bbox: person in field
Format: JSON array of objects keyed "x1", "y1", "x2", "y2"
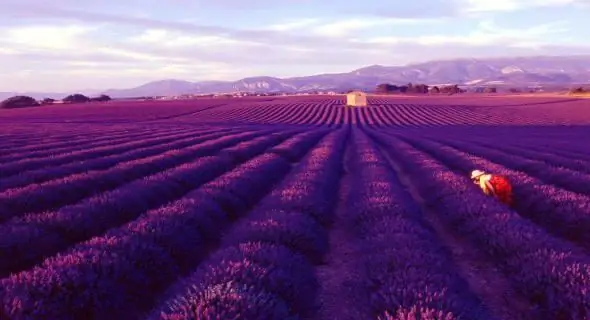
[{"x1": 470, "y1": 169, "x2": 513, "y2": 206}]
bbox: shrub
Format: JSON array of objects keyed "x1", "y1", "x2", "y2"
[
  {"x1": 568, "y1": 87, "x2": 589, "y2": 95},
  {"x1": 63, "y1": 93, "x2": 90, "y2": 104},
  {"x1": 40, "y1": 98, "x2": 55, "y2": 105},
  {"x1": 90, "y1": 94, "x2": 112, "y2": 102},
  {"x1": 0, "y1": 96, "x2": 39, "y2": 109}
]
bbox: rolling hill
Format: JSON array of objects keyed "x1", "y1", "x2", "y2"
[
  {"x1": 102, "y1": 55, "x2": 590, "y2": 98},
  {"x1": 2, "y1": 55, "x2": 589, "y2": 100}
]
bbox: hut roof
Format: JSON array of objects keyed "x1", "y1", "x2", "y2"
[{"x1": 347, "y1": 90, "x2": 366, "y2": 95}]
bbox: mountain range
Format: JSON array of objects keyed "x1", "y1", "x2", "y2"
[{"x1": 2, "y1": 55, "x2": 590, "y2": 100}]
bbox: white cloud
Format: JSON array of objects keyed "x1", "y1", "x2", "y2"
[
  {"x1": 0, "y1": 47, "x2": 19, "y2": 55},
  {"x1": 66, "y1": 61, "x2": 111, "y2": 67},
  {"x1": 360, "y1": 20, "x2": 572, "y2": 47},
  {"x1": 129, "y1": 28, "x2": 263, "y2": 47},
  {"x1": 0, "y1": 6, "x2": 587, "y2": 93},
  {"x1": 60, "y1": 62, "x2": 248, "y2": 81},
  {"x1": 95, "y1": 47, "x2": 172, "y2": 62},
  {"x1": 461, "y1": 0, "x2": 579, "y2": 12},
  {"x1": 132, "y1": 29, "x2": 168, "y2": 42},
  {"x1": 266, "y1": 18, "x2": 319, "y2": 31},
  {"x1": 0, "y1": 25, "x2": 95, "y2": 50},
  {"x1": 310, "y1": 17, "x2": 441, "y2": 37},
  {"x1": 13, "y1": 70, "x2": 34, "y2": 79},
  {"x1": 166, "y1": 35, "x2": 256, "y2": 47}
]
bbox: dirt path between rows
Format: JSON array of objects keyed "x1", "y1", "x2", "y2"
[{"x1": 314, "y1": 132, "x2": 371, "y2": 320}]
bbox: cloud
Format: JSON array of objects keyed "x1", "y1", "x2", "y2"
[
  {"x1": 0, "y1": 25, "x2": 96, "y2": 50},
  {"x1": 0, "y1": 0, "x2": 588, "y2": 92},
  {"x1": 344, "y1": 0, "x2": 462, "y2": 19},
  {"x1": 0, "y1": 48, "x2": 19, "y2": 55},
  {"x1": 124, "y1": 36, "x2": 381, "y2": 67},
  {"x1": 62, "y1": 63, "x2": 232, "y2": 77},
  {"x1": 2, "y1": 5, "x2": 362, "y2": 53},
  {"x1": 359, "y1": 20, "x2": 572, "y2": 47},
  {"x1": 114, "y1": 17, "x2": 584, "y2": 74},
  {"x1": 0, "y1": 2, "x2": 450, "y2": 45},
  {"x1": 96, "y1": 47, "x2": 183, "y2": 62},
  {"x1": 129, "y1": 29, "x2": 263, "y2": 49},
  {"x1": 460, "y1": 0, "x2": 582, "y2": 12},
  {"x1": 2, "y1": 3, "x2": 250, "y2": 37},
  {"x1": 266, "y1": 19, "x2": 320, "y2": 31},
  {"x1": 310, "y1": 17, "x2": 442, "y2": 37}
]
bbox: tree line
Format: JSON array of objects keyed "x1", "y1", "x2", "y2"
[
  {"x1": 375, "y1": 83, "x2": 500, "y2": 94},
  {"x1": 569, "y1": 87, "x2": 589, "y2": 95},
  {"x1": 0, "y1": 94, "x2": 112, "y2": 109}
]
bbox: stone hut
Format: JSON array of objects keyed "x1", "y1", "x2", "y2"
[{"x1": 346, "y1": 91, "x2": 367, "y2": 107}]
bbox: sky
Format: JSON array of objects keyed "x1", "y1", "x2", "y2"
[{"x1": 0, "y1": 0, "x2": 589, "y2": 92}]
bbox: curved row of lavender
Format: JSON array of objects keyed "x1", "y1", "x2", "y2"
[
  {"x1": 2, "y1": 95, "x2": 590, "y2": 127},
  {"x1": 0, "y1": 95, "x2": 589, "y2": 319},
  {"x1": 162, "y1": 95, "x2": 590, "y2": 126}
]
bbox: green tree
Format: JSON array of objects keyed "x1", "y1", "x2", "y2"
[
  {"x1": 0, "y1": 96, "x2": 40, "y2": 109},
  {"x1": 63, "y1": 94, "x2": 91, "y2": 103}
]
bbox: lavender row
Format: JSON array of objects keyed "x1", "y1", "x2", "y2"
[
  {"x1": 0, "y1": 129, "x2": 271, "y2": 222},
  {"x1": 369, "y1": 132, "x2": 590, "y2": 318},
  {"x1": 472, "y1": 137, "x2": 590, "y2": 164},
  {"x1": 142, "y1": 154, "x2": 299, "y2": 319},
  {"x1": 0, "y1": 127, "x2": 194, "y2": 164},
  {"x1": 0, "y1": 128, "x2": 134, "y2": 155},
  {"x1": 1, "y1": 130, "x2": 326, "y2": 316},
  {"x1": 0, "y1": 128, "x2": 253, "y2": 192},
  {"x1": 266, "y1": 128, "x2": 331, "y2": 162},
  {"x1": 256, "y1": 129, "x2": 348, "y2": 227},
  {"x1": 435, "y1": 138, "x2": 590, "y2": 196},
  {"x1": 0, "y1": 126, "x2": 164, "y2": 157},
  {"x1": 0, "y1": 130, "x2": 302, "y2": 280},
  {"x1": 0, "y1": 126, "x2": 150, "y2": 154},
  {"x1": 0, "y1": 126, "x2": 184, "y2": 164},
  {"x1": 158, "y1": 244, "x2": 310, "y2": 320},
  {"x1": 218, "y1": 128, "x2": 318, "y2": 163},
  {"x1": 207, "y1": 130, "x2": 330, "y2": 213},
  {"x1": 511, "y1": 139, "x2": 590, "y2": 158},
  {"x1": 177, "y1": 153, "x2": 296, "y2": 254},
  {"x1": 401, "y1": 126, "x2": 590, "y2": 141},
  {"x1": 452, "y1": 134, "x2": 590, "y2": 161},
  {"x1": 0, "y1": 156, "x2": 231, "y2": 280},
  {"x1": 152, "y1": 240, "x2": 314, "y2": 319},
  {"x1": 454, "y1": 137, "x2": 590, "y2": 175},
  {"x1": 406, "y1": 137, "x2": 590, "y2": 252},
  {"x1": 150, "y1": 130, "x2": 347, "y2": 319},
  {"x1": 439, "y1": 138, "x2": 590, "y2": 195},
  {"x1": 348, "y1": 130, "x2": 487, "y2": 319},
  {"x1": 175, "y1": 130, "x2": 328, "y2": 252},
  {"x1": 510, "y1": 141, "x2": 590, "y2": 163},
  {"x1": 0, "y1": 139, "x2": 306, "y2": 319},
  {"x1": 0, "y1": 127, "x2": 231, "y2": 177}
]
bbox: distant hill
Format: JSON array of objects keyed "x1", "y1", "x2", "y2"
[{"x1": 3, "y1": 55, "x2": 590, "y2": 100}]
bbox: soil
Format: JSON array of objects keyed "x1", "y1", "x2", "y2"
[{"x1": 314, "y1": 136, "x2": 371, "y2": 320}]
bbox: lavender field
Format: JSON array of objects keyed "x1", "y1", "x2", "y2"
[{"x1": 1, "y1": 95, "x2": 590, "y2": 320}]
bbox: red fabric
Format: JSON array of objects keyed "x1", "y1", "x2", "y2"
[{"x1": 489, "y1": 175, "x2": 513, "y2": 206}]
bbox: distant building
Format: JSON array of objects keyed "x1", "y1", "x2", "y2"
[{"x1": 346, "y1": 91, "x2": 367, "y2": 106}]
